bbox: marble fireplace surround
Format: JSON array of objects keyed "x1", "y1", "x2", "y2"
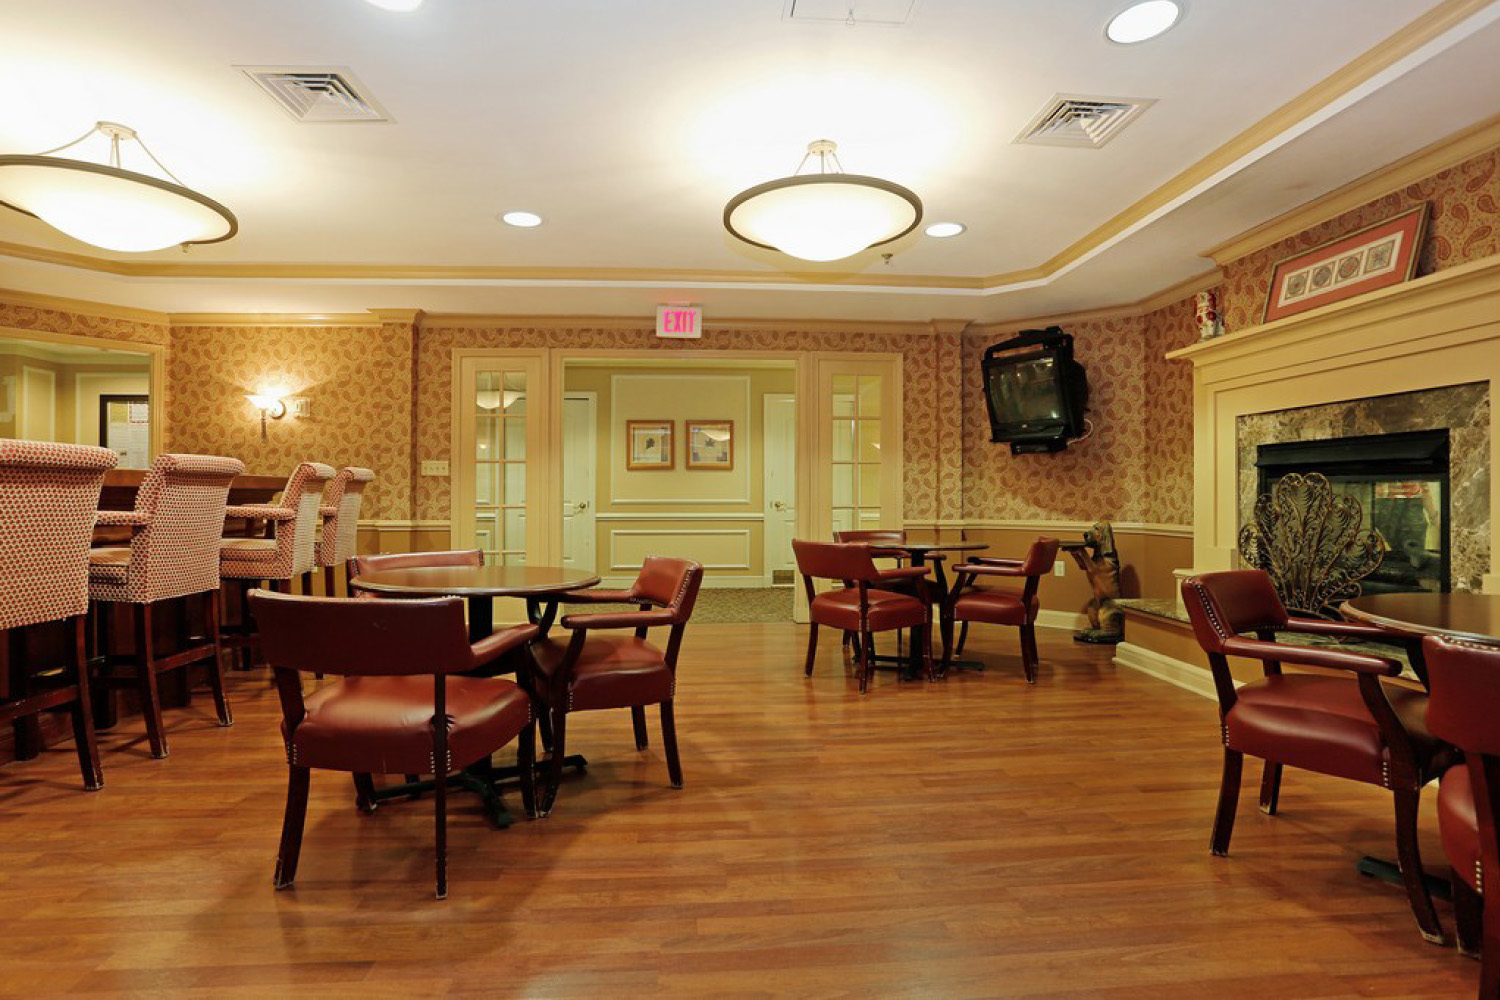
[
  {"x1": 1236, "y1": 383, "x2": 1490, "y2": 591},
  {"x1": 1169, "y1": 254, "x2": 1500, "y2": 595}
]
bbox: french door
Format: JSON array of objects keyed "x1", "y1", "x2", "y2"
[{"x1": 451, "y1": 352, "x2": 549, "y2": 563}]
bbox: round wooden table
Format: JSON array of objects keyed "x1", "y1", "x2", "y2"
[
  {"x1": 349, "y1": 564, "x2": 601, "y2": 642},
  {"x1": 864, "y1": 541, "x2": 990, "y2": 675},
  {"x1": 347, "y1": 564, "x2": 600, "y2": 826},
  {"x1": 1342, "y1": 592, "x2": 1500, "y2": 646}
]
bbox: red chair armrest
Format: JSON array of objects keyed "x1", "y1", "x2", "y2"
[
  {"x1": 561, "y1": 589, "x2": 647, "y2": 605},
  {"x1": 95, "y1": 510, "x2": 150, "y2": 527},
  {"x1": 1220, "y1": 636, "x2": 1401, "y2": 675},
  {"x1": 470, "y1": 624, "x2": 539, "y2": 670},
  {"x1": 879, "y1": 566, "x2": 929, "y2": 582},
  {"x1": 1283, "y1": 617, "x2": 1417, "y2": 642},
  {"x1": 226, "y1": 504, "x2": 294, "y2": 521},
  {"x1": 953, "y1": 563, "x2": 1026, "y2": 577},
  {"x1": 969, "y1": 557, "x2": 1023, "y2": 567},
  {"x1": 560, "y1": 610, "x2": 678, "y2": 630}
]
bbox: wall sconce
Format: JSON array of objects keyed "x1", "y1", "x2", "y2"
[{"x1": 247, "y1": 392, "x2": 287, "y2": 439}]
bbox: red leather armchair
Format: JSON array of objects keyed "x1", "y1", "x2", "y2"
[
  {"x1": 250, "y1": 590, "x2": 537, "y2": 900},
  {"x1": 942, "y1": 537, "x2": 1059, "y2": 682},
  {"x1": 794, "y1": 539, "x2": 932, "y2": 693},
  {"x1": 1425, "y1": 635, "x2": 1500, "y2": 997},
  {"x1": 1182, "y1": 570, "x2": 1450, "y2": 944},
  {"x1": 347, "y1": 549, "x2": 483, "y2": 594},
  {"x1": 529, "y1": 556, "x2": 704, "y2": 815}
]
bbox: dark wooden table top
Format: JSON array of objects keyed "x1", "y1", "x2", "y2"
[
  {"x1": 874, "y1": 541, "x2": 990, "y2": 554},
  {"x1": 1342, "y1": 592, "x2": 1500, "y2": 646},
  {"x1": 349, "y1": 565, "x2": 601, "y2": 598},
  {"x1": 99, "y1": 469, "x2": 287, "y2": 510}
]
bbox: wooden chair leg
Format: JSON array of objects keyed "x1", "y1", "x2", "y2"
[
  {"x1": 858, "y1": 631, "x2": 873, "y2": 694},
  {"x1": 1482, "y1": 873, "x2": 1500, "y2": 999},
  {"x1": 956, "y1": 621, "x2": 970, "y2": 656},
  {"x1": 921, "y1": 623, "x2": 936, "y2": 682},
  {"x1": 804, "y1": 623, "x2": 819, "y2": 678},
  {"x1": 1258, "y1": 761, "x2": 1282, "y2": 815},
  {"x1": 274, "y1": 766, "x2": 311, "y2": 889},
  {"x1": 323, "y1": 565, "x2": 336, "y2": 599},
  {"x1": 133, "y1": 604, "x2": 168, "y2": 759},
  {"x1": 939, "y1": 614, "x2": 955, "y2": 673},
  {"x1": 1020, "y1": 624, "x2": 1039, "y2": 683},
  {"x1": 660, "y1": 700, "x2": 683, "y2": 788},
  {"x1": 68, "y1": 616, "x2": 103, "y2": 791},
  {"x1": 1453, "y1": 872, "x2": 1483, "y2": 959},
  {"x1": 541, "y1": 708, "x2": 567, "y2": 816},
  {"x1": 517, "y1": 718, "x2": 537, "y2": 819},
  {"x1": 299, "y1": 571, "x2": 312, "y2": 597},
  {"x1": 434, "y1": 761, "x2": 448, "y2": 901},
  {"x1": 538, "y1": 710, "x2": 553, "y2": 754},
  {"x1": 353, "y1": 773, "x2": 378, "y2": 814},
  {"x1": 631, "y1": 705, "x2": 649, "y2": 750},
  {"x1": 1392, "y1": 786, "x2": 1445, "y2": 944},
  {"x1": 1210, "y1": 748, "x2": 1243, "y2": 857},
  {"x1": 204, "y1": 591, "x2": 233, "y2": 727}
]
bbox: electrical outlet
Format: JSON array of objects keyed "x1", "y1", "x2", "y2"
[
  {"x1": 420, "y1": 460, "x2": 449, "y2": 477},
  {"x1": 1054, "y1": 560, "x2": 1066, "y2": 577}
]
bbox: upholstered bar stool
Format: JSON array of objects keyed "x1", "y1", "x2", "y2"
[
  {"x1": 309, "y1": 466, "x2": 374, "y2": 598},
  {"x1": 0, "y1": 439, "x2": 117, "y2": 790},
  {"x1": 89, "y1": 453, "x2": 244, "y2": 758},
  {"x1": 219, "y1": 462, "x2": 334, "y2": 669}
]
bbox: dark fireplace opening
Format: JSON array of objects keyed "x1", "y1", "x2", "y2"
[{"x1": 1255, "y1": 429, "x2": 1450, "y2": 596}]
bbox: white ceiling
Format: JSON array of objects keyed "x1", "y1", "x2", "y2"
[{"x1": 0, "y1": 0, "x2": 1497, "y2": 322}]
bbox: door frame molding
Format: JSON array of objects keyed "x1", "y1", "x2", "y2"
[{"x1": 561, "y1": 389, "x2": 598, "y2": 573}]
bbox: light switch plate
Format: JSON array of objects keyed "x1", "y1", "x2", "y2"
[
  {"x1": 1054, "y1": 560, "x2": 1066, "y2": 577},
  {"x1": 289, "y1": 397, "x2": 311, "y2": 418},
  {"x1": 420, "y1": 460, "x2": 449, "y2": 477}
]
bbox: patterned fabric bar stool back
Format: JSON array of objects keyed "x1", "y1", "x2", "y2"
[
  {"x1": 0, "y1": 439, "x2": 117, "y2": 789},
  {"x1": 89, "y1": 453, "x2": 245, "y2": 758},
  {"x1": 311, "y1": 466, "x2": 375, "y2": 598}
]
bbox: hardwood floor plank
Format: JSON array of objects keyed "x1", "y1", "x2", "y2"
[{"x1": 0, "y1": 622, "x2": 1477, "y2": 997}]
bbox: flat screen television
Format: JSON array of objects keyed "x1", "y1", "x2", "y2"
[{"x1": 981, "y1": 327, "x2": 1089, "y2": 454}]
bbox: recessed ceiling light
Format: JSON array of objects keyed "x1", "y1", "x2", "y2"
[
  {"x1": 1106, "y1": 1, "x2": 1181, "y2": 44},
  {"x1": 364, "y1": 0, "x2": 425, "y2": 11},
  {"x1": 501, "y1": 211, "x2": 542, "y2": 228},
  {"x1": 924, "y1": 222, "x2": 966, "y2": 238}
]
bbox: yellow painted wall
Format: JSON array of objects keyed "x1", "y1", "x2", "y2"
[{"x1": 563, "y1": 364, "x2": 796, "y2": 582}]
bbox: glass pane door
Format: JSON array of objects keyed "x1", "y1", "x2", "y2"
[
  {"x1": 830, "y1": 373, "x2": 887, "y2": 534},
  {"x1": 453, "y1": 353, "x2": 547, "y2": 564}
]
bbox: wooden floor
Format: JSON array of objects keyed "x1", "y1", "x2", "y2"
[{"x1": 0, "y1": 623, "x2": 1479, "y2": 998}]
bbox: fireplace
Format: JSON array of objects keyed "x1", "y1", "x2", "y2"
[{"x1": 1254, "y1": 429, "x2": 1449, "y2": 596}]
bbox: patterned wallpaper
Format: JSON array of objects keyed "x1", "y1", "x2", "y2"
[
  {"x1": 1219, "y1": 145, "x2": 1500, "y2": 330},
  {"x1": 414, "y1": 324, "x2": 960, "y2": 524},
  {"x1": 167, "y1": 322, "x2": 415, "y2": 520},
  {"x1": 1140, "y1": 296, "x2": 1198, "y2": 524}
]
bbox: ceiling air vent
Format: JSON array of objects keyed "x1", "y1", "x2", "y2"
[
  {"x1": 784, "y1": 0, "x2": 917, "y2": 26},
  {"x1": 1015, "y1": 94, "x2": 1154, "y2": 149},
  {"x1": 240, "y1": 67, "x2": 391, "y2": 123}
]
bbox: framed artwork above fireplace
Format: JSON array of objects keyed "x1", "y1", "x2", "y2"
[{"x1": 1262, "y1": 203, "x2": 1428, "y2": 323}]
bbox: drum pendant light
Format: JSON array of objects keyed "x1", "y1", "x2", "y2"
[
  {"x1": 723, "y1": 140, "x2": 922, "y2": 263},
  {"x1": 0, "y1": 121, "x2": 238, "y2": 253}
]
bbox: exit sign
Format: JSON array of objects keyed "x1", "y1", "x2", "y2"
[{"x1": 656, "y1": 305, "x2": 702, "y2": 339}]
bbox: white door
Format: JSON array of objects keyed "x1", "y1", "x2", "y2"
[
  {"x1": 562, "y1": 393, "x2": 597, "y2": 572},
  {"x1": 762, "y1": 393, "x2": 797, "y2": 585}
]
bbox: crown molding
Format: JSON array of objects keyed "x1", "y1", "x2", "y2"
[
  {"x1": 0, "y1": 1, "x2": 1489, "y2": 303},
  {"x1": 419, "y1": 312, "x2": 940, "y2": 335},
  {"x1": 1203, "y1": 109, "x2": 1500, "y2": 265},
  {"x1": 967, "y1": 268, "x2": 1222, "y2": 337},
  {"x1": 0, "y1": 286, "x2": 169, "y2": 325},
  {"x1": 168, "y1": 312, "x2": 381, "y2": 327}
]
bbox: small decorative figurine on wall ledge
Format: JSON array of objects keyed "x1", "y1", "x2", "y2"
[
  {"x1": 1061, "y1": 520, "x2": 1124, "y2": 643},
  {"x1": 1194, "y1": 289, "x2": 1223, "y2": 341}
]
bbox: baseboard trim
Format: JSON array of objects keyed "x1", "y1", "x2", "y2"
[
  {"x1": 1112, "y1": 642, "x2": 1219, "y2": 700},
  {"x1": 1035, "y1": 609, "x2": 1090, "y2": 632}
]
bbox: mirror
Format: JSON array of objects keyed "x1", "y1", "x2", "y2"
[{"x1": 0, "y1": 329, "x2": 159, "y2": 469}]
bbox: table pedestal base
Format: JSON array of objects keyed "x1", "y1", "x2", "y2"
[{"x1": 367, "y1": 753, "x2": 588, "y2": 828}]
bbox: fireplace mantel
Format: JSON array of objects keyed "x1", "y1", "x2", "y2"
[{"x1": 1167, "y1": 253, "x2": 1500, "y2": 593}]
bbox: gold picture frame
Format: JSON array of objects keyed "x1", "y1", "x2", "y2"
[
  {"x1": 686, "y1": 420, "x2": 734, "y2": 470},
  {"x1": 626, "y1": 419, "x2": 674, "y2": 470}
]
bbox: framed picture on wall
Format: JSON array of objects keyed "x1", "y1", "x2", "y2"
[
  {"x1": 686, "y1": 420, "x2": 734, "y2": 470},
  {"x1": 626, "y1": 419, "x2": 674, "y2": 470},
  {"x1": 1262, "y1": 203, "x2": 1428, "y2": 324}
]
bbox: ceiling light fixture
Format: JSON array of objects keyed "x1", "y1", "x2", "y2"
[
  {"x1": 501, "y1": 211, "x2": 542, "y2": 228},
  {"x1": 924, "y1": 221, "x2": 966, "y2": 238},
  {"x1": 723, "y1": 139, "x2": 922, "y2": 263},
  {"x1": 363, "y1": 0, "x2": 425, "y2": 11},
  {"x1": 1105, "y1": 1, "x2": 1182, "y2": 44},
  {"x1": 0, "y1": 121, "x2": 236, "y2": 253}
]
